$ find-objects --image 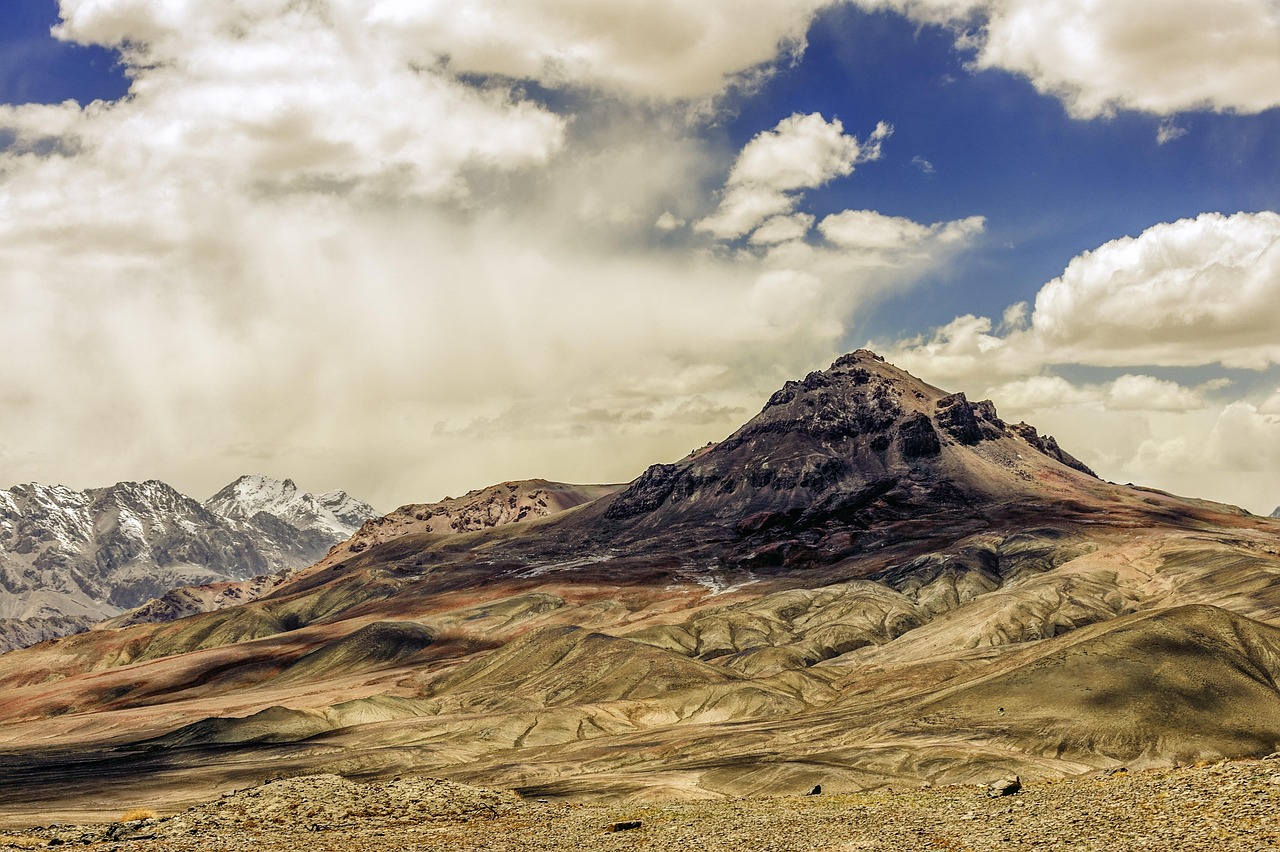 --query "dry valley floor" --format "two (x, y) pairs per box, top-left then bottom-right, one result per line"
(3, 757), (1278, 851)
